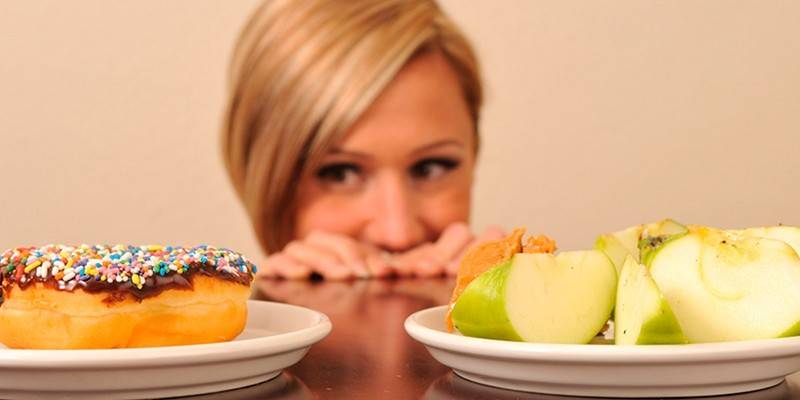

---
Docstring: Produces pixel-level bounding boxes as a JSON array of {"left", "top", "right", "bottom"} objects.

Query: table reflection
[
  {"left": 424, "top": 372, "right": 799, "bottom": 400},
  {"left": 248, "top": 278, "right": 800, "bottom": 399},
  {"left": 170, "top": 372, "right": 313, "bottom": 399},
  {"left": 254, "top": 278, "right": 453, "bottom": 398}
]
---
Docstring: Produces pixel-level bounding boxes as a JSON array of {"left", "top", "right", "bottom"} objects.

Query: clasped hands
[{"left": 259, "top": 223, "right": 503, "bottom": 280}]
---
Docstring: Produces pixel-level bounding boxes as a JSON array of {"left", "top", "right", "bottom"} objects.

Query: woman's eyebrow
[
  {"left": 328, "top": 139, "right": 464, "bottom": 158},
  {"left": 412, "top": 139, "right": 464, "bottom": 154},
  {"left": 327, "top": 148, "right": 371, "bottom": 159}
]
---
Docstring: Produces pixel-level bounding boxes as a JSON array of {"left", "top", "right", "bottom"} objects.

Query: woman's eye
[
  {"left": 315, "top": 163, "right": 363, "bottom": 188},
  {"left": 409, "top": 158, "right": 460, "bottom": 181}
]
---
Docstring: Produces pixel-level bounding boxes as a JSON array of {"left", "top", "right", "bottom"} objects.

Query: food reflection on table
[{"left": 254, "top": 278, "right": 453, "bottom": 398}]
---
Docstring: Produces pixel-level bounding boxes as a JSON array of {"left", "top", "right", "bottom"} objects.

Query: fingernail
[
  {"left": 327, "top": 266, "right": 352, "bottom": 281},
  {"left": 355, "top": 262, "right": 370, "bottom": 279},
  {"left": 417, "top": 261, "right": 431, "bottom": 271}
]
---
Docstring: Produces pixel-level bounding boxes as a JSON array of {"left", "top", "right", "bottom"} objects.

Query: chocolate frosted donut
[{"left": 0, "top": 244, "right": 256, "bottom": 349}]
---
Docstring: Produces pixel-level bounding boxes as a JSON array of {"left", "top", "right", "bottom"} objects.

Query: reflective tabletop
[{"left": 177, "top": 278, "right": 800, "bottom": 399}]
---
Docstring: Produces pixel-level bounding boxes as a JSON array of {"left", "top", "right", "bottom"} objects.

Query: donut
[{"left": 0, "top": 244, "right": 256, "bottom": 349}]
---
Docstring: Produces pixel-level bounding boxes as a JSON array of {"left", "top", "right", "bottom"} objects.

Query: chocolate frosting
[{"left": 0, "top": 244, "right": 256, "bottom": 305}]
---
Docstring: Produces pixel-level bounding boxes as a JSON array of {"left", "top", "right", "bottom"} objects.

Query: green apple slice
[
  {"left": 732, "top": 226, "right": 800, "bottom": 255},
  {"left": 639, "top": 219, "right": 688, "bottom": 267},
  {"left": 595, "top": 224, "right": 642, "bottom": 275},
  {"left": 615, "top": 256, "right": 687, "bottom": 345},
  {"left": 650, "top": 227, "right": 800, "bottom": 342},
  {"left": 451, "top": 251, "right": 617, "bottom": 344}
]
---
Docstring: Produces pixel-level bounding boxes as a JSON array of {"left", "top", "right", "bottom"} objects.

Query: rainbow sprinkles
[{"left": 0, "top": 244, "right": 257, "bottom": 303}]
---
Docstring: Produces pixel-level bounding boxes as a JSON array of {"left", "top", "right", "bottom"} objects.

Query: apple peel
[{"left": 445, "top": 228, "right": 556, "bottom": 332}]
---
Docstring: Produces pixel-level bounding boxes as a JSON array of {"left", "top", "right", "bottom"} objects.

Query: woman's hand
[
  {"left": 258, "top": 224, "right": 506, "bottom": 280},
  {"left": 391, "top": 223, "right": 506, "bottom": 277},
  {"left": 390, "top": 222, "right": 474, "bottom": 277},
  {"left": 258, "top": 231, "right": 393, "bottom": 280},
  {"left": 444, "top": 225, "right": 506, "bottom": 275}
]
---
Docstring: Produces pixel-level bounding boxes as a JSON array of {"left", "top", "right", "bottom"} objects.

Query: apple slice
[
  {"left": 732, "top": 226, "right": 800, "bottom": 255},
  {"left": 595, "top": 225, "right": 642, "bottom": 275},
  {"left": 615, "top": 256, "right": 687, "bottom": 345},
  {"left": 639, "top": 219, "right": 688, "bottom": 267},
  {"left": 650, "top": 227, "right": 800, "bottom": 342},
  {"left": 451, "top": 251, "right": 616, "bottom": 344}
]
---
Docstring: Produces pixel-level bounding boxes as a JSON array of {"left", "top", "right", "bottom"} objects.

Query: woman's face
[{"left": 294, "top": 51, "right": 476, "bottom": 252}]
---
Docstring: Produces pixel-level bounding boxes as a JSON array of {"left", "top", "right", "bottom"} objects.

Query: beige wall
[{"left": 1, "top": 1, "right": 798, "bottom": 261}]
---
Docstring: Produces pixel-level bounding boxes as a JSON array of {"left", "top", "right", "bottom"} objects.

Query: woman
[{"left": 222, "top": 0, "right": 501, "bottom": 279}]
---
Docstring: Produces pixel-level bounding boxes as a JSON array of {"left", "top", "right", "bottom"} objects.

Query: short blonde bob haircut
[{"left": 222, "top": 0, "right": 482, "bottom": 254}]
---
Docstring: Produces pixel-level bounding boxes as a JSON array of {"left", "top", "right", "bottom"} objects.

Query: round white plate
[
  {"left": 405, "top": 305, "right": 800, "bottom": 398},
  {"left": 0, "top": 300, "right": 331, "bottom": 399}
]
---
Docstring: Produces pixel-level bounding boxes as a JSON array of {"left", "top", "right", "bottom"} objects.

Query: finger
[
  {"left": 445, "top": 226, "right": 507, "bottom": 276},
  {"left": 414, "top": 257, "right": 446, "bottom": 277},
  {"left": 395, "top": 243, "right": 445, "bottom": 278},
  {"left": 400, "top": 223, "right": 473, "bottom": 277},
  {"left": 365, "top": 250, "right": 394, "bottom": 278},
  {"left": 480, "top": 225, "right": 506, "bottom": 241},
  {"left": 284, "top": 241, "right": 354, "bottom": 280},
  {"left": 265, "top": 253, "right": 311, "bottom": 280},
  {"left": 320, "top": 264, "right": 353, "bottom": 281},
  {"left": 390, "top": 244, "right": 426, "bottom": 276},
  {"left": 256, "top": 259, "right": 276, "bottom": 279},
  {"left": 260, "top": 254, "right": 283, "bottom": 279},
  {"left": 445, "top": 258, "right": 461, "bottom": 276},
  {"left": 305, "top": 231, "right": 370, "bottom": 279},
  {"left": 412, "top": 245, "right": 447, "bottom": 277},
  {"left": 434, "top": 222, "right": 475, "bottom": 263}
]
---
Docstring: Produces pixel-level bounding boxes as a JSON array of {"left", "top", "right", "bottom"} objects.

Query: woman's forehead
[{"left": 330, "top": 52, "right": 475, "bottom": 157}]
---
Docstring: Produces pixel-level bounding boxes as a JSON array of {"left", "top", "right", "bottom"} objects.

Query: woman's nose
[{"left": 362, "top": 172, "right": 426, "bottom": 253}]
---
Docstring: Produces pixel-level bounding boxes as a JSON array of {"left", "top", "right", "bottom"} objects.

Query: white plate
[
  {"left": 0, "top": 300, "right": 331, "bottom": 399},
  {"left": 422, "top": 372, "right": 796, "bottom": 400},
  {"left": 405, "top": 306, "right": 800, "bottom": 398}
]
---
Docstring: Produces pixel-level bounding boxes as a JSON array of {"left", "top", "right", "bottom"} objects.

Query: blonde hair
[{"left": 222, "top": 0, "right": 482, "bottom": 254}]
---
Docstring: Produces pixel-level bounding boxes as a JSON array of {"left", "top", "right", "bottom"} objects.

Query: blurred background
[{"left": 1, "top": 0, "right": 798, "bottom": 260}]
